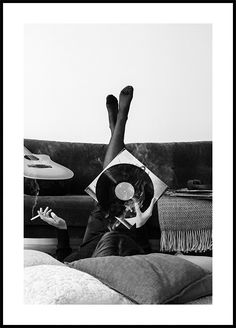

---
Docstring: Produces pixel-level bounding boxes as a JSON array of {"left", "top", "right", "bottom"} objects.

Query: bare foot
[
  {"left": 106, "top": 95, "right": 118, "bottom": 133},
  {"left": 118, "top": 85, "right": 134, "bottom": 119}
]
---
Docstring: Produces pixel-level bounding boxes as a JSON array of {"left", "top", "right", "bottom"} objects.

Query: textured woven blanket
[{"left": 158, "top": 195, "right": 212, "bottom": 253}]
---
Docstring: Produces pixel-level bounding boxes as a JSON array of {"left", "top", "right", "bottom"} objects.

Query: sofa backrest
[{"left": 24, "top": 139, "right": 212, "bottom": 196}]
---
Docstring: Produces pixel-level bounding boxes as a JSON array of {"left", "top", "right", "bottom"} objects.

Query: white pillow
[
  {"left": 24, "top": 264, "right": 133, "bottom": 304},
  {"left": 24, "top": 249, "right": 65, "bottom": 267}
]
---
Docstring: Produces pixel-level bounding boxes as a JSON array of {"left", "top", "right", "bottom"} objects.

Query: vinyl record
[{"left": 96, "top": 163, "right": 154, "bottom": 218}]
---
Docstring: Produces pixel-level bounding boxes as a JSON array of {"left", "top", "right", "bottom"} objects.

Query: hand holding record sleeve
[{"left": 122, "top": 197, "right": 156, "bottom": 228}]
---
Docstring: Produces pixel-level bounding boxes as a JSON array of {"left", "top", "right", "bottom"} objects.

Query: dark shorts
[{"left": 63, "top": 204, "right": 151, "bottom": 262}]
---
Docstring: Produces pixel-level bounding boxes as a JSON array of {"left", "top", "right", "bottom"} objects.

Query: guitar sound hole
[
  {"left": 24, "top": 155, "right": 39, "bottom": 161},
  {"left": 27, "top": 164, "right": 52, "bottom": 168}
]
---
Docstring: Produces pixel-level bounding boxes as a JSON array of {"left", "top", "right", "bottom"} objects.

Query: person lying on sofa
[{"left": 37, "top": 86, "right": 156, "bottom": 262}]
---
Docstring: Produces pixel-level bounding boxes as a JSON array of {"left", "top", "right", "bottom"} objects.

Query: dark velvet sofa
[{"left": 24, "top": 138, "right": 212, "bottom": 254}]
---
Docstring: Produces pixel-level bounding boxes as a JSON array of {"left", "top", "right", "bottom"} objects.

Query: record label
[{"left": 115, "top": 182, "right": 135, "bottom": 201}]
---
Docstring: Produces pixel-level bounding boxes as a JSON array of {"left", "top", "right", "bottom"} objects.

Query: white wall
[{"left": 24, "top": 24, "right": 212, "bottom": 143}]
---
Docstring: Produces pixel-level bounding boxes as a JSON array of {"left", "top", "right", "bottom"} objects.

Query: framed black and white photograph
[{"left": 3, "top": 2, "right": 233, "bottom": 326}]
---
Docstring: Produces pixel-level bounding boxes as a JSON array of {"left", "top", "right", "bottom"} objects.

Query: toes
[
  {"left": 106, "top": 95, "right": 118, "bottom": 105},
  {"left": 120, "top": 85, "right": 134, "bottom": 95}
]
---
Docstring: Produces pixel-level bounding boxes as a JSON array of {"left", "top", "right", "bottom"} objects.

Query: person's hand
[
  {"left": 37, "top": 207, "right": 67, "bottom": 230},
  {"left": 125, "top": 197, "right": 156, "bottom": 228}
]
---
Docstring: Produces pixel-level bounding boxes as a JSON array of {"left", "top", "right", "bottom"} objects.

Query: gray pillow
[
  {"left": 175, "top": 254, "right": 212, "bottom": 273},
  {"left": 67, "top": 253, "right": 212, "bottom": 304}
]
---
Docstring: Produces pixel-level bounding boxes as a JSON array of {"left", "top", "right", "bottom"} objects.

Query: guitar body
[{"left": 24, "top": 146, "right": 74, "bottom": 180}]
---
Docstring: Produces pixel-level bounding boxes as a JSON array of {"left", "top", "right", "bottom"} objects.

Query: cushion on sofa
[
  {"left": 67, "top": 253, "right": 212, "bottom": 304},
  {"left": 24, "top": 140, "right": 107, "bottom": 196},
  {"left": 24, "top": 139, "right": 212, "bottom": 195}
]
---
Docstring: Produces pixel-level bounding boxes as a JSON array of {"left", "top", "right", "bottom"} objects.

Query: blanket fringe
[{"left": 160, "top": 229, "right": 212, "bottom": 253}]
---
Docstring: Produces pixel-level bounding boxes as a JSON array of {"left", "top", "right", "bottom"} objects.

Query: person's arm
[
  {"left": 56, "top": 228, "right": 72, "bottom": 262},
  {"left": 37, "top": 207, "right": 72, "bottom": 262}
]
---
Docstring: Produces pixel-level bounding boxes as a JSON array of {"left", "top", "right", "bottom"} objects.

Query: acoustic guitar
[{"left": 24, "top": 146, "right": 74, "bottom": 180}]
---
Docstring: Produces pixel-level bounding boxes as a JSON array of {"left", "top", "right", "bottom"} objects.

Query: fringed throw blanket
[{"left": 158, "top": 195, "right": 212, "bottom": 253}]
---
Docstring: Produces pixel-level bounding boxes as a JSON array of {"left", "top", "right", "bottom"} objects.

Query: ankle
[
  {"left": 109, "top": 125, "right": 114, "bottom": 135},
  {"left": 117, "top": 112, "right": 128, "bottom": 123}
]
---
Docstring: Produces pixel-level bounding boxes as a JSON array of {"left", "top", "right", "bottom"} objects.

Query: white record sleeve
[{"left": 85, "top": 148, "right": 168, "bottom": 203}]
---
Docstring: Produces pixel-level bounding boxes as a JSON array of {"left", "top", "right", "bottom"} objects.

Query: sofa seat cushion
[
  {"left": 24, "top": 194, "right": 162, "bottom": 242},
  {"left": 24, "top": 194, "right": 95, "bottom": 227}
]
